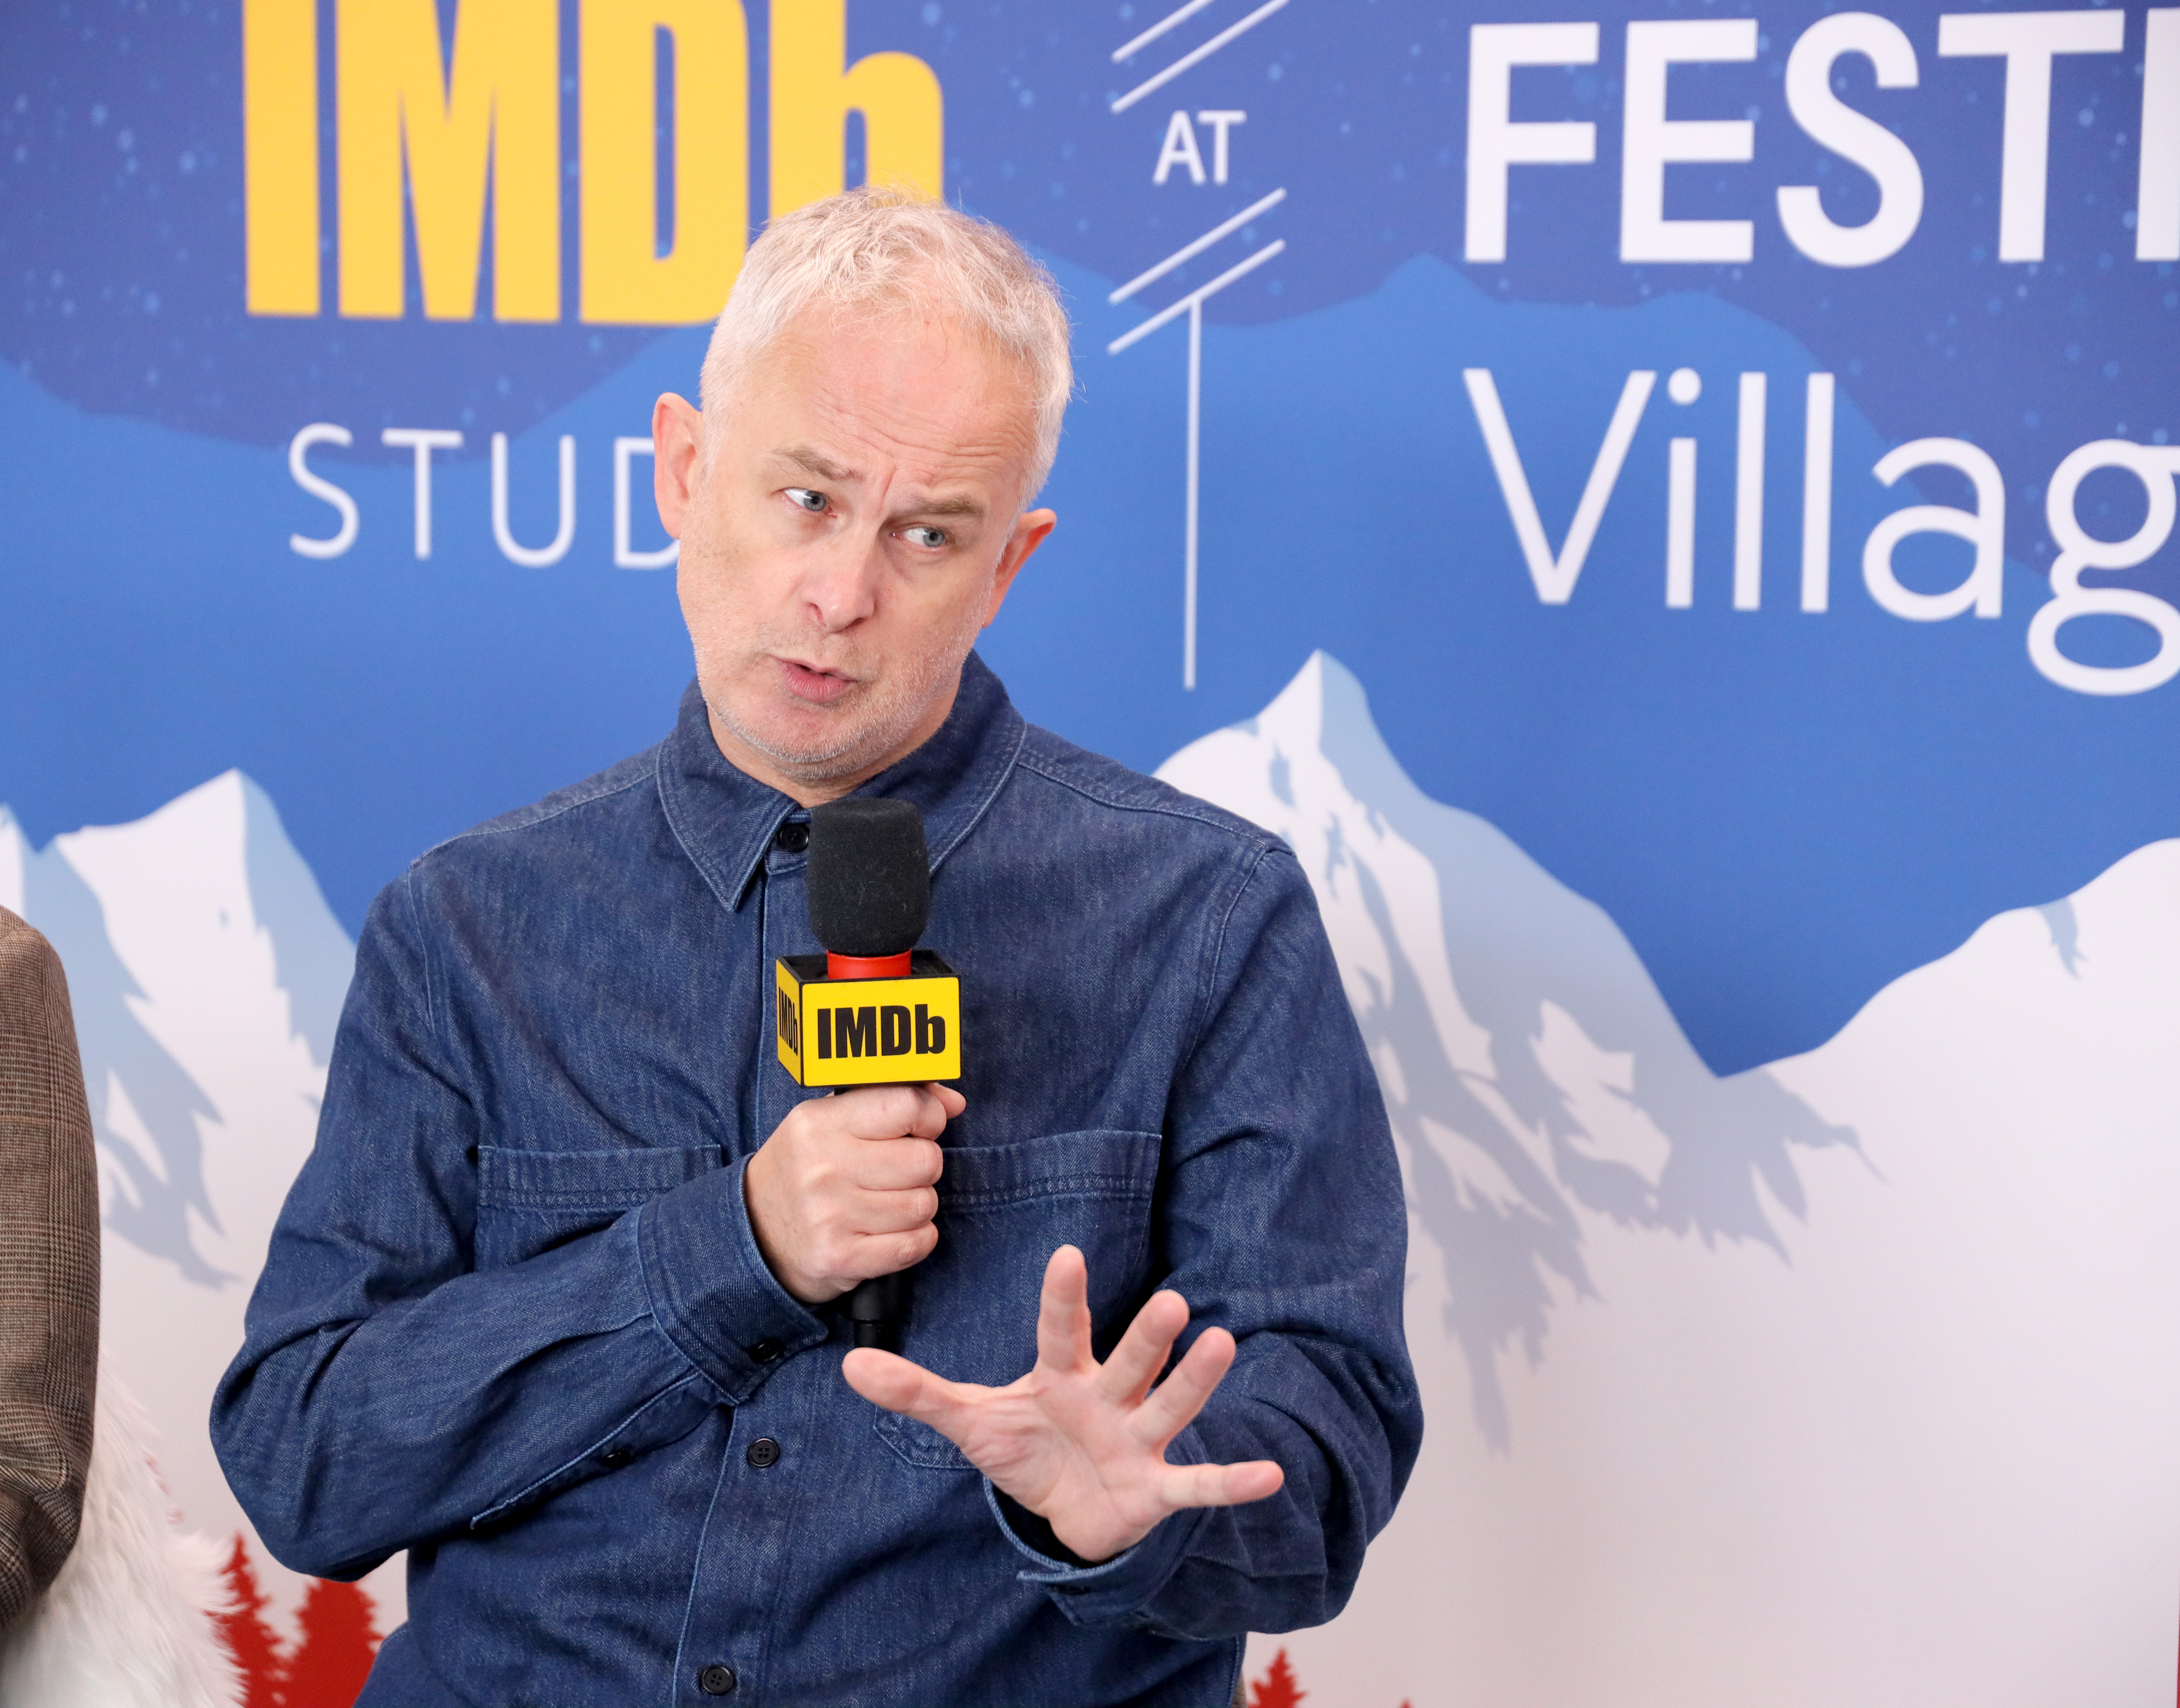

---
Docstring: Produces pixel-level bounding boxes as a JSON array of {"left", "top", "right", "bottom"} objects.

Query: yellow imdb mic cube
[{"left": 774, "top": 950, "right": 962, "bottom": 1087}]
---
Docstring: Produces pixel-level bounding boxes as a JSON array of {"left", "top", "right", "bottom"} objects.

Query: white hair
[{"left": 698, "top": 186, "right": 1074, "bottom": 499}]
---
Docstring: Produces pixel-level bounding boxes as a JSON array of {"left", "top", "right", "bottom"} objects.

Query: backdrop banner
[{"left": 4, "top": 2, "right": 2177, "bottom": 1702}]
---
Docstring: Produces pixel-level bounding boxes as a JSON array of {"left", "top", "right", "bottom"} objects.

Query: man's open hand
[
  {"left": 744, "top": 1084, "right": 964, "bottom": 1303},
  {"left": 841, "top": 1244, "right": 1284, "bottom": 1563}
]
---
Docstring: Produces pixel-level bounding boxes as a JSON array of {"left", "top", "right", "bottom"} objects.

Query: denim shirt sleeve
[
  {"left": 1002, "top": 844, "right": 1424, "bottom": 1641},
  {"left": 209, "top": 873, "right": 824, "bottom": 1581}
]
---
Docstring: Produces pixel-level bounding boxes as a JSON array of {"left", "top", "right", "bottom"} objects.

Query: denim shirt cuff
[
  {"left": 980, "top": 1427, "right": 1212, "bottom": 1625},
  {"left": 635, "top": 1152, "right": 826, "bottom": 1403}
]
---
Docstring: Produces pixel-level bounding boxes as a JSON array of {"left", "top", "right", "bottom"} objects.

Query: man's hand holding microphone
[{"left": 744, "top": 1079, "right": 960, "bottom": 1306}]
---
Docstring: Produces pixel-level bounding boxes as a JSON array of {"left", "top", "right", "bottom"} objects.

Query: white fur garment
[{"left": 0, "top": 1360, "right": 241, "bottom": 1708}]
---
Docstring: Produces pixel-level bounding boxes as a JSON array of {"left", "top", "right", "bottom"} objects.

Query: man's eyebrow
[
  {"left": 775, "top": 444, "right": 858, "bottom": 484},
  {"left": 909, "top": 493, "right": 987, "bottom": 520}
]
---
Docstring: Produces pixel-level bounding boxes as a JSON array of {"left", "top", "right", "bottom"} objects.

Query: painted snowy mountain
[
  {"left": 1160, "top": 652, "right": 1859, "bottom": 1448},
  {"left": 1164, "top": 655, "right": 2180, "bottom": 1708},
  {"left": 1, "top": 772, "right": 350, "bottom": 1285},
  {"left": 0, "top": 774, "right": 394, "bottom": 1636}
]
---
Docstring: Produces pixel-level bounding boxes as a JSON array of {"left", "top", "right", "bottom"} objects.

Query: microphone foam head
[{"left": 806, "top": 798, "right": 929, "bottom": 957}]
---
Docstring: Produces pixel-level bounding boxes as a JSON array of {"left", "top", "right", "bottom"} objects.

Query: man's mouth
[{"left": 775, "top": 656, "right": 857, "bottom": 705}]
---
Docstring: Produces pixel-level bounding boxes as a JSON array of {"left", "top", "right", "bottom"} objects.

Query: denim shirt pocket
[
  {"left": 873, "top": 1128, "right": 1162, "bottom": 1472},
  {"left": 474, "top": 1143, "right": 724, "bottom": 1271}
]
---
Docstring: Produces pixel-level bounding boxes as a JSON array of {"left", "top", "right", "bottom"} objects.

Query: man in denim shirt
[{"left": 214, "top": 189, "right": 1420, "bottom": 1708}]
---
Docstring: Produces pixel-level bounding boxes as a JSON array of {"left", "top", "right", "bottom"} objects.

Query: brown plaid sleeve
[{"left": 0, "top": 907, "right": 99, "bottom": 1633}]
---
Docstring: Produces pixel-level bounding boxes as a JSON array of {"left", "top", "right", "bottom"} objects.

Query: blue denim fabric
[{"left": 212, "top": 655, "right": 1421, "bottom": 1708}]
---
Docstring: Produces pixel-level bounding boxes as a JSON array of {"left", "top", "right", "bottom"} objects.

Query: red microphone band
[{"left": 827, "top": 950, "right": 913, "bottom": 980}]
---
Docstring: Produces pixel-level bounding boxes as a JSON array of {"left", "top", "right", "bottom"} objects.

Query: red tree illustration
[
  {"left": 1249, "top": 1646, "right": 1306, "bottom": 1708},
  {"left": 214, "top": 1535, "right": 286, "bottom": 1708},
  {"left": 280, "top": 1578, "right": 382, "bottom": 1708}
]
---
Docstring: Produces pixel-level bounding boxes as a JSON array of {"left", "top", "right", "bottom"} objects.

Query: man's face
[{"left": 652, "top": 304, "right": 1056, "bottom": 803}]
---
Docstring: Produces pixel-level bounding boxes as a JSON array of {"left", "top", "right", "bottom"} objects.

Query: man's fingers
[
  {"left": 1133, "top": 1324, "right": 1237, "bottom": 1443},
  {"left": 1156, "top": 1457, "right": 1285, "bottom": 1512},
  {"left": 851, "top": 1222, "right": 937, "bottom": 1277},
  {"left": 901, "top": 1084, "right": 958, "bottom": 1141},
  {"left": 1096, "top": 1290, "right": 1188, "bottom": 1405},
  {"left": 850, "top": 1186, "right": 940, "bottom": 1236},
  {"left": 839, "top": 1346, "right": 934, "bottom": 1412},
  {"left": 830, "top": 1083, "right": 958, "bottom": 1142},
  {"left": 1034, "top": 1245, "right": 1093, "bottom": 1373},
  {"left": 852, "top": 1137, "right": 944, "bottom": 1192},
  {"left": 841, "top": 1347, "right": 984, "bottom": 1441}
]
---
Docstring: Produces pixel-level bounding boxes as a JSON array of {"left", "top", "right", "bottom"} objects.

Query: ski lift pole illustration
[{"left": 1107, "top": 189, "right": 1286, "bottom": 690}]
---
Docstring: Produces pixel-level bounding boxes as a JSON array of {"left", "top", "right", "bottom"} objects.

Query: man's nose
[{"left": 797, "top": 528, "right": 885, "bottom": 631}]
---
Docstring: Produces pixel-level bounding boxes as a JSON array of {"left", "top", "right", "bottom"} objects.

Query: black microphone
[{"left": 774, "top": 798, "right": 961, "bottom": 1352}]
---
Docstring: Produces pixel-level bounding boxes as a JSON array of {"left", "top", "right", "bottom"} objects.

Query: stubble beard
[{"left": 694, "top": 588, "right": 992, "bottom": 786}]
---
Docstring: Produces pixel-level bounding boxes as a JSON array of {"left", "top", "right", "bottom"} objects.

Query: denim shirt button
[
  {"left": 745, "top": 1437, "right": 781, "bottom": 1468},
  {"left": 697, "top": 1663, "right": 738, "bottom": 1695},
  {"left": 598, "top": 1446, "right": 633, "bottom": 1469},
  {"left": 748, "top": 1337, "right": 784, "bottom": 1364},
  {"left": 772, "top": 820, "right": 810, "bottom": 854}
]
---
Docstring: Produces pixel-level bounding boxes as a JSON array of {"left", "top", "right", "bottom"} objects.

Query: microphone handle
[
  {"left": 847, "top": 1270, "right": 907, "bottom": 1351},
  {"left": 833, "top": 1083, "right": 922, "bottom": 1350}
]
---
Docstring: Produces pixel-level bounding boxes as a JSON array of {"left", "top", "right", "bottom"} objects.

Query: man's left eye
[{"left": 901, "top": 525, "right": 947, "bottom": 549}]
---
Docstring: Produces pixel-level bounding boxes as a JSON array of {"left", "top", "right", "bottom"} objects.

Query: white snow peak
[
  {"left": 1159, "top": 650, "right": 1856, "bottom": 1448},
  {"left": 9, "top": 771, "right": 352, "bottom": 1287}
]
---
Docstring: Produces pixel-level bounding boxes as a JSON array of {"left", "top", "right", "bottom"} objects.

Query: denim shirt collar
[{"left": 656, "top": 650, "right": 1028, "bottom": 912}]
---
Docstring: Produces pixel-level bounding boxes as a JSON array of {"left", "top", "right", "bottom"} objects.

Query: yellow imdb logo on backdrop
[
  {"left": 242, "top": 0, "right": 943, "bottom": 324},
  {"left": 775, "top": 953, "right": 962, "bottom": 1088}
]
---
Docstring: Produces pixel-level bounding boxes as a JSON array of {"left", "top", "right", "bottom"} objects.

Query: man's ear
[
  {"left": 984, "top": 508, "right": 1057, "bottom": 628},
  {"left": 652, "top": 393, "right": 705, "bottom": 539}
]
